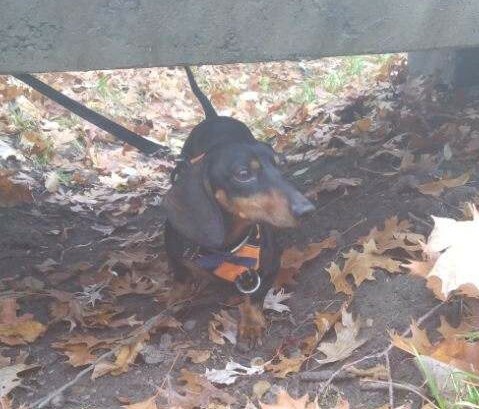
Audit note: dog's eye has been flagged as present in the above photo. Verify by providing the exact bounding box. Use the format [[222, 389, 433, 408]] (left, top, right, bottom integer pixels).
[[233, 168, 255, 183]]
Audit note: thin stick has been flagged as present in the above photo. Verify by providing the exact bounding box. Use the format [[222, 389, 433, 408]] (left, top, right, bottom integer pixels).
[[360, 379, 436, 407], [31, 349, 116, 408], [384, 350, 394, 409], [30, 305, 185, 409], [317, 300, 447, 398]]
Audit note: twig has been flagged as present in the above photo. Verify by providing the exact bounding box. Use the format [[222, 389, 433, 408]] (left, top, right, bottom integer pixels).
[[384, 350, 394, 409], [300, 370, 356, 382], [360, 379, 436, 407], [31, 349, 116, 408], [30, 305, 185, 409], [317, 300, 447, 399]]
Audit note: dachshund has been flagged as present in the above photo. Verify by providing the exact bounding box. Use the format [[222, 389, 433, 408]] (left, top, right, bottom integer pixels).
[[163, 67, 315, 348]]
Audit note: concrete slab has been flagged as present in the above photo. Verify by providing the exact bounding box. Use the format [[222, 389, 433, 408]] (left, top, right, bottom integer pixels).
[[2, 0, 479, 73]]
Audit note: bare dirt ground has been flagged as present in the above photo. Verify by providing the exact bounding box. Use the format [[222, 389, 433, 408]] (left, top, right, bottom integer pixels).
[[0, 57, 478, 408]]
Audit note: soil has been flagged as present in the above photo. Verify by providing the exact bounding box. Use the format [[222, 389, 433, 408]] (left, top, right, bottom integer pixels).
[[1, 145, 474, 409], [2, 66, 479, 408]]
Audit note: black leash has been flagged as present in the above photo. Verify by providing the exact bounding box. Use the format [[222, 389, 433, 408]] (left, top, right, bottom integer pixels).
[[13, 73, 171, 156]]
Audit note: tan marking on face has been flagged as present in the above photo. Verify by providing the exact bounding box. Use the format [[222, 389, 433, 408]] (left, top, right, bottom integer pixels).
[[250, 159, 261, 171], [215, 188, 296, 227]]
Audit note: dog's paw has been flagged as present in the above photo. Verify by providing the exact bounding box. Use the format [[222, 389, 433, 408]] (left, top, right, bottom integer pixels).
[[237, 299, 266, 351]]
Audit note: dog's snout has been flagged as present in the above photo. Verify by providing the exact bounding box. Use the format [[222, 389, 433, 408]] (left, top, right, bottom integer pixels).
[[291, 195, 315, 218]]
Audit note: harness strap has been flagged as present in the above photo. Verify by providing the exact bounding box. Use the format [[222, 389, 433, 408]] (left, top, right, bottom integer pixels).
[[13, 73, 170, 156]]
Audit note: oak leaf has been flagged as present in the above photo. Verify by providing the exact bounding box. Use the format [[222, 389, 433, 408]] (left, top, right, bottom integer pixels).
[[208, 310, 237, 345], [260, 389, 319, 409], [265, 354, 306, 378], [0, 299, 46, 346], [316, 310, 367, 365], [327, 240, 402, 295], [359, 216, 424, 254]]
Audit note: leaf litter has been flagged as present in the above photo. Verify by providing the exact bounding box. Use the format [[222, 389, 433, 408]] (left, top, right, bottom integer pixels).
[[1, 55, 479, 408]]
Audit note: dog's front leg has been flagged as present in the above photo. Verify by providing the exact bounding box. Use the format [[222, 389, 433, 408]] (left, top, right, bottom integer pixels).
[[237, 296, 266, 350]]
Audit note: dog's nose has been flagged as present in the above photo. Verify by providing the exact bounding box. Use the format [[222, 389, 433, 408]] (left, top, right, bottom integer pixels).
[[291, 196, 315, 218]]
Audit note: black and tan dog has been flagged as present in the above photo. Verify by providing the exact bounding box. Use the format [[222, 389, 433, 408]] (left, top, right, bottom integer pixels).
[[164, 67, 314, 347]]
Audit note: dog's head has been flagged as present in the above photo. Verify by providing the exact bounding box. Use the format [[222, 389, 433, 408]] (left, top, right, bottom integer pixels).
[[164, 138, 314, 248]]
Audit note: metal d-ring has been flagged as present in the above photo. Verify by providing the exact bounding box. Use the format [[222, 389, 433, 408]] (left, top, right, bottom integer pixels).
[[235, 270, 261, 294]]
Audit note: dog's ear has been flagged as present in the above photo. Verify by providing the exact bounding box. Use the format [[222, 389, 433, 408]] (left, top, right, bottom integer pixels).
[[163, 160, 224, 248]]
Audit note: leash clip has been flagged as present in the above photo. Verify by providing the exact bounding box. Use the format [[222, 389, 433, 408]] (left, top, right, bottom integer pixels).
[[235, 270, 261, 294]]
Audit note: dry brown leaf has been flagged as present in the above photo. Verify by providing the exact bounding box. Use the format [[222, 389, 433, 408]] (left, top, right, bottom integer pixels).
[[281, 236, 337, 270], [306, 174, 362, 198], [121, 394, 158, 409], [186, 349, 211, 364], [0, 171, 33, 208], [316, 310, 366, 365], [313, 301, 349, 342], [391, 318, 479, 374], [327, 240, 402, 295], [355, 117, 372, 133], [0, 299, 46, 346], [265, 354, 306, 378], [110, 272, 160, 296], [92, 337, 145, 379], [417, 172, 469, 197], [52, 334, 118, 367], [260, 389, 313, 409], [359, 216, 424, 254], [157, 369, 235, 409], [208, 310, 237, 345]]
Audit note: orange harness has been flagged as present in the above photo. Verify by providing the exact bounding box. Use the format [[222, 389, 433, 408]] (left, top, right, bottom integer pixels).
[[186, 225, 263, 294], [174, 151, 263, 293]]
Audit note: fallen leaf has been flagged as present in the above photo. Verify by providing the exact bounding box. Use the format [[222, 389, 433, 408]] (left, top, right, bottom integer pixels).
[[281, 236, 337, 270], [263, 288, 292, 313], [0, 363, 35, 398], [359, 216, 424, 254], [44, 171, 60, 193], [260, 389, 318, 409], [52, 334, 118, 367], [208, 310, 237, 345], [316, 310, 367, 365], [205, 360, 264, 385], [157, 369, 235, 409], [0, 299, 46, 345], [110, 272, 160, 296], [327, 240, 402, 295], [421, 208, 479, 299], [417, 172, 469, 197], [265, 354, 306, 378], [306, 174, 362, 197], [0, 171, 32, 208], [186, 349, 210, 364], [122, 394, 158, 409], [252, 380, 271, 400]]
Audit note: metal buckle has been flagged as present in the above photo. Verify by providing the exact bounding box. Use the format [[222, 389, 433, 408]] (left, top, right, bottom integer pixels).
[[235, 270, 261, 294]]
